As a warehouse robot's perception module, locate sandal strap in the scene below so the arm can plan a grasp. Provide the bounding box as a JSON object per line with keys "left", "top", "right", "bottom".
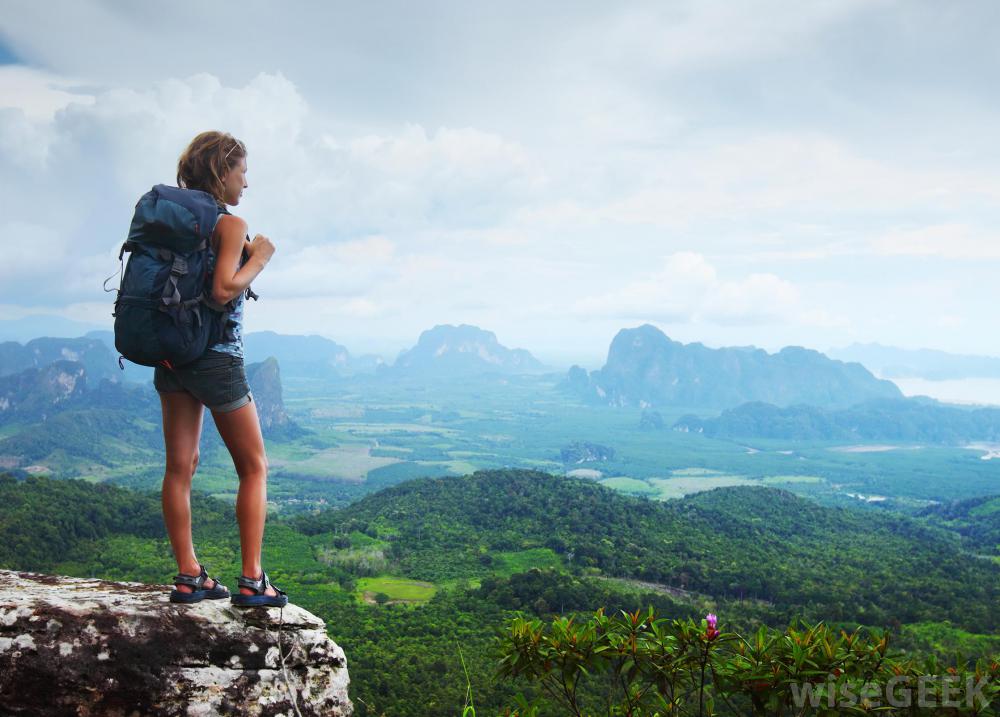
{"left": 173, "top": 564, "right": 208, "bottom": 589}
{"left": 236, "top": 569, "right": 287, "bottom": 596}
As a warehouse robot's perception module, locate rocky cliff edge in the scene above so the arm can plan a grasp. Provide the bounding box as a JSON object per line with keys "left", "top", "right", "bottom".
{"left": 0, "top": 568, "right": 352, "bottom": 716}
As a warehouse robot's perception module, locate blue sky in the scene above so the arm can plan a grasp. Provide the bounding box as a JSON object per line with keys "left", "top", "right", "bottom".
{"left": 1, "top": 1, "right": 999, "bottom": 368}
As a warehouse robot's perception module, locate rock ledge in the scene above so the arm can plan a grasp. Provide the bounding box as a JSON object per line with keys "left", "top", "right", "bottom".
{"left": 0, "top": 568, "right": 352, "bottom": 716}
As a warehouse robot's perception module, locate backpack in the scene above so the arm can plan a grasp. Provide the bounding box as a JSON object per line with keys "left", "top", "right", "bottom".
{"left": 108, "top": 184, "right": 253, "bottom": 369}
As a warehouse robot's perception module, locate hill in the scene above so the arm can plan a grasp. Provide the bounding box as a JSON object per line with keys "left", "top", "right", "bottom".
{"left": 380, "top": 324, "right": 546, "bottom": 378}
{"left": 829, "top": 341, "right": 1000, "bottom": 380}
{"left": 569, "top": 324, "right": 902, "bottom": 410}
{"left": 3, "top": 470, "right": 998, "bottom": 716}
{"left": 919, "top": 494, "right": 1000, "bottom": 557}
{"left": 673, "top": 396, "right": 1000, "bottom": 443}
{"left": 292, "top": 468, "right": 1000, "bottom": 631}
{"left": 0, "top": 336, "right": 121, "bottom": 383}
{"left": 0, "top": 356, "right": 300, "bottom": 477}
{"left": 244, "top": 330, "right": 369, "bottom": 379}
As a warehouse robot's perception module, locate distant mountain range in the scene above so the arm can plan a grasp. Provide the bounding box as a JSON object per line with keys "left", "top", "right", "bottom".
{"left": 16, "top": 323, "right": 1000, "bottom": 399}
{"left": 0, "top": 361, "right": 88, "bottom": 424}
{"left": 377, "top": 324, "right": 548, "bottom": 378}
{"left": 564, "top": 324, "right": 902, "bottom": 410}
{"left": 1, "top": 337, "right": 121, "bottom": 384}
{"left": 244, "top": 331, "right": 384, "bottom": 378}
{"left": 828, "top": 342, "right": 1000, "bottom": 381}
{"left": 0, "top": 352, "right": 302, "bottom": 475}
{"left": 673, "top": 396, "right": 1000, "bottom": 444}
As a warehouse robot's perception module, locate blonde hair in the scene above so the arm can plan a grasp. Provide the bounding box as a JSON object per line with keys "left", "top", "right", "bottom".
{"left": 176, "top": 131, "right": 247, "bottom": 204}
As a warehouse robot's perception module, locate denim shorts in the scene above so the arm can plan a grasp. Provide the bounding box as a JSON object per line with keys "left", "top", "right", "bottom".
{"left": 153, "top": 349, "right": 252, "bottom": 413}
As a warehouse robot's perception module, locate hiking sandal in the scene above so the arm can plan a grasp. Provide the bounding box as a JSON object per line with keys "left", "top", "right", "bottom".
{"left": 169, "top": 563, "right": 231, "bottom": 604}
{"left": 231, "top": 568, "right": 289, "bottom": 607}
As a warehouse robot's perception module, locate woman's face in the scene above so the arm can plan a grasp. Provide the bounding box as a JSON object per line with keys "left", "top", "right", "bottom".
{"left": 221, "top": 157, "right": 248, "bottom": 206}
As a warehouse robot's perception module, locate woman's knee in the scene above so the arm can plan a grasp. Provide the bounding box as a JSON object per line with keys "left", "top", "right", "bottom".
{"left": 165, "top": 451, "right": 199, "bottom": 478}
{"left": 235, "top": 454, "right": 268, "bottom": 481}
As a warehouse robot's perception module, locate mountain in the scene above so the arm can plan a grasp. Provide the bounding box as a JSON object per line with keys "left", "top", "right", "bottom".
{"left": 919, "top": 494, "right": 1000, "bottom": 557}
{"left": 560, "top": 440, "right": 614, "bottom": 464}
{"left": 0, "top": 337, "right": 121, "bottom": 384}
{"left": 0, "top": 351, "right": 302, "bottom": 475}
{"left": 245, "top": 357, "right": 306, "bottom": 440}
{"left": 0, "top": 362, "right": 161, "bottom": 472}
{"left": 380, "top": 324, "right": 546, "bottom": 378}
{"left": 0, "top": 360, "right": 157, "bottom": 427}
{"left": 0, "top": 360, "right": 87, "bottom": 424}
{"left": 569, "top": 324, "right": 902, "bottom": 410}
{"left": 92, "top": 329, "right": 368, "bottom": 382}
{"left": 292, "top": 468, "right": 1000, "bottom": 631}
{"left": 828, "top": 342, "right": 1000, "bottom": 381}
{"left": 84, "top": 331, "right": 153, "bottom": 384}
{"left": 244, "top": 331, "right": 364, "bottom": 379}
{"left": 673, "top": 396, "right": 1000, "bottom": 443}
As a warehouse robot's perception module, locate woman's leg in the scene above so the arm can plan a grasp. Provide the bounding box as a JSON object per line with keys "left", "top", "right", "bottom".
{"left": 160, "top": 390, "right": 218, "bottom": 592}
{"left": 211, "top": 399, "right": 278, "bottom": 597}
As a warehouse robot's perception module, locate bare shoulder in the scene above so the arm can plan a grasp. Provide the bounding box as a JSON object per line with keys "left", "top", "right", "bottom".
{"left": 212, "top": 213, "right": 248, "bottom": 252}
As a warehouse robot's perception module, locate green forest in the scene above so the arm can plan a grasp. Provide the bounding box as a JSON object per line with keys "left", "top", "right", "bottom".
{"left": 2, "top": 469, "right": 998, "bottom": 715}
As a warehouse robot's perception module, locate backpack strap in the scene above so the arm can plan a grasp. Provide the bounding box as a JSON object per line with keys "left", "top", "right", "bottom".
{"left": 158, "top": 241, "right": 206, "bottom": 308}
{"left": 105, "top": 241, "right": 143, "bottom": 317}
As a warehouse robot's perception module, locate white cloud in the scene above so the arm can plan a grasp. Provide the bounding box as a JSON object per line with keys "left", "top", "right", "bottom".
{"left": 3, "top": 2, "right": 1000, "bottom": 359}
{"left": 0, "top": 65, "right": 95, "bottom": 121}
{"left": 0, "top": 70, "right": 544, "bottom": 309}
{"left": 567, "top": 251, "right": 831, "bottom": 327}
{"left": 869, "top": 224, "right": 1000, "bottom": 259}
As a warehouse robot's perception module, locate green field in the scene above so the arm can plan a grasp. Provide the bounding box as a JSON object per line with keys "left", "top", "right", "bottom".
{"left": 354, "top": 575, "right": 437, "bottom": 604}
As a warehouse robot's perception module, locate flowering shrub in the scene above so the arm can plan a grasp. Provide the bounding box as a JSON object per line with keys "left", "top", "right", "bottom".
{"left": 495, "top": 608, "right": 999, "bottom": 716}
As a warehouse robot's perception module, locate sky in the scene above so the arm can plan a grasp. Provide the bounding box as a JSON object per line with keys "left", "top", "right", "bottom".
{"left": 1, "top": 0, "right": 999, "bottom": 369}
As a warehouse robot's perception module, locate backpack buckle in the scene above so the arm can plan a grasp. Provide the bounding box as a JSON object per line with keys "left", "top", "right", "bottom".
{"left": 170, "top": 256, "right": 188, "bottom": 276}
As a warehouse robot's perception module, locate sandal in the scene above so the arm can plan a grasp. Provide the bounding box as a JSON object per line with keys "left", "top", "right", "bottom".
{"left": 169, "top": 563, "right": 231, "bottom": 603}
{"left": 230, "top": 568, "right": 289, "bottom": 607}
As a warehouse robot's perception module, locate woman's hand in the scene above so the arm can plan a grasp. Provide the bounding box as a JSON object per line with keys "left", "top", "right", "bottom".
{"left": 249, "top": 233, "right": 275, "bottom": 265}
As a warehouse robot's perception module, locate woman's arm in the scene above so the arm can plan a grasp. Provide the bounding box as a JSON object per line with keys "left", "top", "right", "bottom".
{"left": 210, "top": 214, "right": 275, "bottom": 305}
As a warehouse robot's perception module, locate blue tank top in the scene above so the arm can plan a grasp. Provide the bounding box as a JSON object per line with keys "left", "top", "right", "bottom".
{"left": 206, "top": 235, "right": 247, "bottom": 360}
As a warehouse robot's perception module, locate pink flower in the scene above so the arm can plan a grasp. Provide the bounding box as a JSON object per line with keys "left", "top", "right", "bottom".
{"left": 704, "top": 613, "right": 719, "bottom": 641}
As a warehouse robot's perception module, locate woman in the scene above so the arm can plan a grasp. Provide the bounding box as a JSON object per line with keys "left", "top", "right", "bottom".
{"left": 156, "top": 130, "right": 286, "bottom": 607}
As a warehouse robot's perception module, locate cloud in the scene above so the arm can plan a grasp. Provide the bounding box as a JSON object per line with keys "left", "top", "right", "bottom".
{"left": 567, "top": 251, "right": 833, "bottom": 327}
{"left": 0, "top": 65, "right": 95, "bottom": 121}
{"left": 869, "top": 224, "right": 1000, "bottom": 259}
{"left": 258, "top": 235, "right": 397, "bottom": 299}
{"left": 3, "top": 2, "right": 1000, "bottom": 360}
{"left": 0, "top": 70, "right": 544, "bottom": 309}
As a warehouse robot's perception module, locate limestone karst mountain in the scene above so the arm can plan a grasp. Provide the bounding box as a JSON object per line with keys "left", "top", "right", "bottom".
{"left": 245, "top": 330, "right": 360, "bottom": 378}
{"left": 0, "top": 336, "right": 120, "bottom": 383}
{"left": 246, "top": 356, "right": 306, "bottom": 440}
{"left": 567, "top": 323, "right": 902, "bottom": 410}
{"left": 382, "top": 323, "right": 546, "bottom": 378}
{"left": 0, "top": 360, "right": 88, "bottom": 424}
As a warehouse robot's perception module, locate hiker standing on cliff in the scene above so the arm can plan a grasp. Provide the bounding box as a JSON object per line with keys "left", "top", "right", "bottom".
{"left": 155, "top": 131, "right": 287, "bottom": 607}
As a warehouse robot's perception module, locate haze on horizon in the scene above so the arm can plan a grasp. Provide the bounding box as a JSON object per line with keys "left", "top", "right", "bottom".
{"left": 1, "top": 1, "right": 999, "bottom": 369}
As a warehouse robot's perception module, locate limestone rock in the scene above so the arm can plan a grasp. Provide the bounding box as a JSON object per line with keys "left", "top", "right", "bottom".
{"left": 0, "top": 569, "right": 352, "bottom": 716}
{"left": 245, "top": 357, "right": 305, "bottom": 440}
